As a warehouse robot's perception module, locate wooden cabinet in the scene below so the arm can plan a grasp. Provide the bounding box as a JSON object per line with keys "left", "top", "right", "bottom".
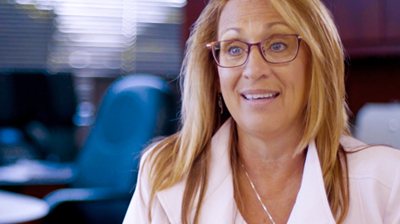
{"left": 324, "top": 0, "right": 400, "bottom": 57}
{"left": 324, "top": 0, "right": 381, "bottom": 43}
{"left": 387, "top": 0, "right": 400, "bottom": 39}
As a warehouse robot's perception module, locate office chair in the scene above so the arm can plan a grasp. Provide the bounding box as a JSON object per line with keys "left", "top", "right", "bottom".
{"left": 354, "top": 102, "right": 400, "bottom": 149}
{"left": 43, "top": 74, "right": 176, "bottom": 224}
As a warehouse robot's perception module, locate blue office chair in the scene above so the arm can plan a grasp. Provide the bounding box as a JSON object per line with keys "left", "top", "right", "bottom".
{"left": 354, "top": 102, "right": 400, "bottom": 149}
{"left": 43, "top": 74, "right": 176, "bottom": 224}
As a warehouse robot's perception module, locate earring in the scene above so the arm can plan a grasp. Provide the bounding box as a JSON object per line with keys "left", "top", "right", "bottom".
{"left": 218, "top": 93, "right": 223, "bottom": 114}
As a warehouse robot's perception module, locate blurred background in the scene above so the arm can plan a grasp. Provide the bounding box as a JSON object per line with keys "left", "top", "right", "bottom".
{"left": 0, "top": 0, "right": 399, "bottom": 223}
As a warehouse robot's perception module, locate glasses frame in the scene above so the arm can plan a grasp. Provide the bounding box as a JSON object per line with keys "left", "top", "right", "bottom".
{"left": 206, "top": 34, "right": 302, "bottom": 68}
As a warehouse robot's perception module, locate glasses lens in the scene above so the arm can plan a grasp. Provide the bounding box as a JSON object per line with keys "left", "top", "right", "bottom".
{"left": 261, "top": 35, "right": 299, "bottom": 63}
{"left": 213, "top": 41, "right": 248, "bottom": 67}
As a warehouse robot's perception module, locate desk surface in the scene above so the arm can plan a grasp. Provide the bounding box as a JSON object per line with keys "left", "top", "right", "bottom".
{"left": 0, "top": 159, "right": 76, "bottom": 185}
{"left": 0, "top": 190, "right": 49, "bottom": 223}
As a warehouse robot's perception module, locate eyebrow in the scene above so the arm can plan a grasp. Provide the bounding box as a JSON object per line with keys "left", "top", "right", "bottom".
{"left": 219, "top": 21, "right": 291, "bottom": 37}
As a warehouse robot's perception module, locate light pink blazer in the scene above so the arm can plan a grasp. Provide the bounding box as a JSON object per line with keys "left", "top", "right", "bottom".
{"left": 123, "top": 119, "right": 400, "bottom": 224}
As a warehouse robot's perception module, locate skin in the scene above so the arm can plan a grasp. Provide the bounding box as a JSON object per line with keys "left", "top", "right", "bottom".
{"left": 217, "top": 0, "right": 312, "bottom": 223}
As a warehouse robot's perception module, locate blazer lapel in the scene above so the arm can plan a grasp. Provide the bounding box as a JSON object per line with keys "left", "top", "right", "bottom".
{"left": 287, "top": 140, "right": 336, "bottom": 224}
{"left": 198, "top": 118, "right": 238, "bottom": 223}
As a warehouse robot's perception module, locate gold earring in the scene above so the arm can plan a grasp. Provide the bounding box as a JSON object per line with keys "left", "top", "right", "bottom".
{"left": 218, "top": 94, "right": 223, "bottom": 114}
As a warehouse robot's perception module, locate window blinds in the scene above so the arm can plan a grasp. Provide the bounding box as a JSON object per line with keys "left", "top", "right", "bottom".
{"left": 0, "top": 0, "right": 186, "bottom": 77}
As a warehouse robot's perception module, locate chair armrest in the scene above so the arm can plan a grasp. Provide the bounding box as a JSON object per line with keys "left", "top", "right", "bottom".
{"left": 44, "top": 187, "right": 132, "bottom": 210}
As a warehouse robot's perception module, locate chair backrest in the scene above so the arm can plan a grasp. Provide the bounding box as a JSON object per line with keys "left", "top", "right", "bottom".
{"left": 73, "top": 74, "right": 175, "bottom": 192}
{"left": 354, "top": 102, "right": 400, "bottom": 149}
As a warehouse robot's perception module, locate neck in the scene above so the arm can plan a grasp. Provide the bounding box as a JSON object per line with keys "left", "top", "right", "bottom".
{"left": 231, "top": 120, "right": 308, "bottom": 224}
{"left": 235, "top": 120, "right": 307, "bottom": 181}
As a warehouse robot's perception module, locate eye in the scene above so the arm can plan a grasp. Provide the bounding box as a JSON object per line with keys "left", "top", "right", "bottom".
{"left": 269, "top": 42, "right": 288, "bottom": 52}
{"left": 228, "top": 46, "right": 244, "bottom": 55}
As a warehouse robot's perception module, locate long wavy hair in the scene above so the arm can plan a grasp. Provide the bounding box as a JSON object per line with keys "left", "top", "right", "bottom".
{"left": 143, "top": 0, "right": 350, "bottom": 223}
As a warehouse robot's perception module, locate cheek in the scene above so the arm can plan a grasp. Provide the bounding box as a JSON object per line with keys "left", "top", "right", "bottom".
{"left": 218, "top": 68, "right": 237, "bottom": 92}
{"left": 218, "top": 68, "right": 241, "bottom": 111}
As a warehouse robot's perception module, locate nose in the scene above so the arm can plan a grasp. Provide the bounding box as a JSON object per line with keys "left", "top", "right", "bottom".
{"left": 242, "top": 45, "right": 272, "bottom": 80}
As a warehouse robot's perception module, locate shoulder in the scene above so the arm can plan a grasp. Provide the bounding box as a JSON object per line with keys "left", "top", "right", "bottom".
{"left": 136, "top": 134, "right": 181, "bottom": 191}
{"left": 123, "top": 140, "right": 171, "bottom": 224}
{"left": 138, "top": 138, "right": 169, "bottom": 177}
{"left": 134, "top": 142, "right": 160, "bottom": 193}
{"left": 341, "top": 135, "right": 400, "bottom": 188}
{"left": 340, "top": 136, "right": 400, "bottom": 223}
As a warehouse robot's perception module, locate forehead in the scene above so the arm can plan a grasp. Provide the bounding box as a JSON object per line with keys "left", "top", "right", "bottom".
{"left": 218, "top": 0, "right": 289, "bottom": 38}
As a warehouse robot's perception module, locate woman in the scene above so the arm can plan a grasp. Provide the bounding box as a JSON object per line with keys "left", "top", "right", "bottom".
{"left": 124, "top": 0, "right": 400, "bottom": 223}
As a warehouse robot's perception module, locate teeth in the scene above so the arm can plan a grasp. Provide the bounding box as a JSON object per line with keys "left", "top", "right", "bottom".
{"left": 243, "top": 93, "right": 278, "bottom": 100}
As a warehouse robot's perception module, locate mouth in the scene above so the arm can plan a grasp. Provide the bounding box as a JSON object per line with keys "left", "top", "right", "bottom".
{"left": 242, "top": 92, "right": 280, "bottom": 100}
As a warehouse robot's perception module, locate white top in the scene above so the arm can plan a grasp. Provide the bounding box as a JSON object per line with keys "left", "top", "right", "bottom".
{"left": 0, "top": 190, "right": 49, "bottom": 223}
{"left": 123, "top": 118, "right": 400, "bottom": 224}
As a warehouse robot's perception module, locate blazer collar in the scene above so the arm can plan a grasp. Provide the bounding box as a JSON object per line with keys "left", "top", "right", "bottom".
{"left": 156, "top": 118, "right": 336, "bottom": 224}
{"left": 287, "top": 140, "right": 336, "bottom": 224}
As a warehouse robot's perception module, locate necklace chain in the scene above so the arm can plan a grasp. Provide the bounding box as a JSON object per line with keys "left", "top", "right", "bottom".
{"left": 240, "top": 163, "right": 276, "bottom": 224}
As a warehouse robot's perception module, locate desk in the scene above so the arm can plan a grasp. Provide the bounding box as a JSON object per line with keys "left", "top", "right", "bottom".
{"left": 0, "top": 190, "right": 49, "bottom": 224}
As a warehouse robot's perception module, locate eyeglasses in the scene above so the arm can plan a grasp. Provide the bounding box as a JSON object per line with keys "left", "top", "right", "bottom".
{"left": 206, "top": 34, "right": 302, "bottom": 68}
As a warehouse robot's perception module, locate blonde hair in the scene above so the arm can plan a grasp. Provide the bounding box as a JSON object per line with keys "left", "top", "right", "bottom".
{"left": 144, "top": 0, "right": 350, "bottom": 223}
{"left": 268, "top": 0, "right": 350, "bottom": 222}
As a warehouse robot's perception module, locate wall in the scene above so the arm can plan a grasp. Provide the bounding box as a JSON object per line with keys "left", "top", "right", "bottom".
{"left": 184, "top": 0, "right": 400, "bottom": 124}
